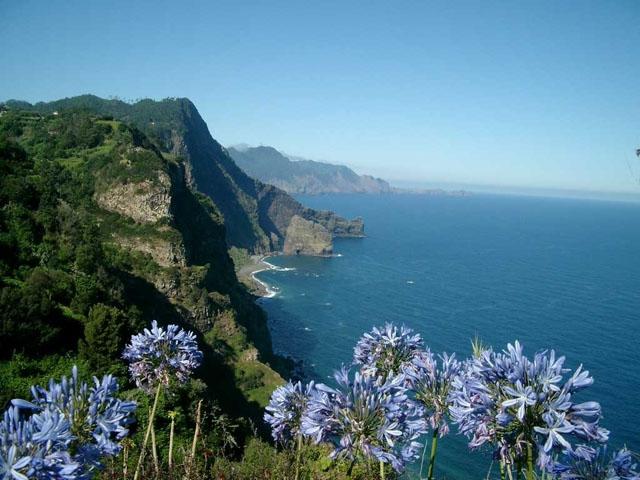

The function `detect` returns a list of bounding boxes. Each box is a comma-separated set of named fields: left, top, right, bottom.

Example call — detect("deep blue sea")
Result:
left=256, top=193, right=640, bottom=479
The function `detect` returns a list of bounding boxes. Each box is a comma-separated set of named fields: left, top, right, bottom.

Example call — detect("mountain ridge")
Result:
left=4, top=95, right=365, bottom=256
left=0, top=107, right=286, bottom=424
left=228, top=144, right=392, bottom=195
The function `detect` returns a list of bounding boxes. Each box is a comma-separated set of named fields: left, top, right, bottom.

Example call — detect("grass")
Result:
left=0, top=354, right=89, bottom=407
left=228, top=247, right=253, bottom=272
left=96, top=119, right=121, bottom=131
left=234, top=359, right=283, bottom=406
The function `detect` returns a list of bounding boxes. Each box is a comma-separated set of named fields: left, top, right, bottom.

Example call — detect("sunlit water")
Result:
left=256, top=193, right=640, bottom=479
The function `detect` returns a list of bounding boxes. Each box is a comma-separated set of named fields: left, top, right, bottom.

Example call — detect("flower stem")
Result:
left=499, top=461, right=506, bottom=480
left=186, top=399, right=203, bottom=476
left=419, top=438, right=429, bottom=479
left=133, top=383, right=162, bottom=480
left=168, top=414, right=175, bottom=470
left=191, top=400, right=203, bottom=458
left=151, top=421, right=159, bottom=474
left=506, top=462, right=514, bottom=480
left=427, top=427, right=439, bottom=480
left=347, top=458, right=356, bottom=476
left=123, top=440, right=129, bottom=480
left=380, top=460, right=385, bottom=480
left=295, top=434, right=303, bottom=480
left=526, top=443, right=534, bottom=480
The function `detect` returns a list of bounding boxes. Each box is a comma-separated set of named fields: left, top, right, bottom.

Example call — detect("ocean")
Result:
left=255, top=193, right=640, bottom=479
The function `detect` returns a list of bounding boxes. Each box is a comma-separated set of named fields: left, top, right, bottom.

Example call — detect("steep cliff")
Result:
left=229, top=145, right=392, bottom=195
left=6, top=96, right=365, bottom=255
left=283, top=216, right=332, bottom=256
left=0, top=110, right=283, bottom=417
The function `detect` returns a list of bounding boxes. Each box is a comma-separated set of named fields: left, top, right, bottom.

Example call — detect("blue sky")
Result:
left=1, top=1, right=639, bottom=192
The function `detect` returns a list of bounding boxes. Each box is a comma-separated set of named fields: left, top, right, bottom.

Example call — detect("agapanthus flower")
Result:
left=550, top=445, right=639, bottom=480
left=404, top=350, right=461, bottom=437
left=353, top=323, right=424, bottom=382
left=27, top=366, right=137, bottom=460
left=1, top=366, right=136, bottom=479
left=0, top=405, right=79, bottom=480
left=448, top=341, right=609, bottom=469
left=264, top=381, right=315, bottom=443
left=301, top=366, right=428, bottom=473
left=122, top=320, right=203, bottom=392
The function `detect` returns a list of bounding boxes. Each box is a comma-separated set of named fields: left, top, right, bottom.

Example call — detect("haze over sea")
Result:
left=256, top=193, right=640, bottom=479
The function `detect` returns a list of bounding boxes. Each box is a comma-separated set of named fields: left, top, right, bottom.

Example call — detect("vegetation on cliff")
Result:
left=0, top=108, right=288, bottom=465
left=6, top=96, right=365, bottom=255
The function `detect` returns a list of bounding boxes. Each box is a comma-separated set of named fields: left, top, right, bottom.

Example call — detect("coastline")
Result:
left=237, top=254, right=281, bottom=298
left=237, top=252, right=340, bottom=298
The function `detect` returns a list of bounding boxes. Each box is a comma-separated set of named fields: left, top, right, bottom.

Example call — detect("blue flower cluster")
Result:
left=353, top=323, right=424, bottom=382
left=0, top=366, right=135, bottom=480
left=265, top=325, right=635, bottom=477
left=0, top=405, right=78, bottom=479
left=551, top=446, right=639, bottom=479
left=264, top=381, right=315, bottom=443
left=404, top=350, right=461, bottom=437
left=122, top=320, right=203, bottom=392
left=263, top=323, right=439, bottom=473
left=448, top=341, right=609, bottom=468
left=302, top=367, right=427, bottom=473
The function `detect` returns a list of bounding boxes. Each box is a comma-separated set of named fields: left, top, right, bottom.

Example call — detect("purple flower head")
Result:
left=122, top=320, right=203, bottom=392
left=353, top=323, right=424, bottom=383
left=301, top=366, right=428, bottom=473
left=550, top=446, right=640, bottom=480
left=448, top=341, right=608, bottom=468
left=264, top=381, right=315, bottom=443
left=2, top=393, right=77, bottom=477
left=1, top=366, right=136, bottom=479
left=404, top=350, right=461, bottom=437
left=0, top=405, right=79, bottom=480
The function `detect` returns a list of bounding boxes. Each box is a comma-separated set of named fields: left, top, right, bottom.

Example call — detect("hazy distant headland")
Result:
left=228, top=144, right=392, bottom=194
left=228, top=144, right=473, bottom=198
left=393, top=179, right=640, bottom=204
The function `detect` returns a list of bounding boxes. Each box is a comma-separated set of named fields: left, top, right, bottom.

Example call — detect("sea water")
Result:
left=256, top=193, right=640, bottom=479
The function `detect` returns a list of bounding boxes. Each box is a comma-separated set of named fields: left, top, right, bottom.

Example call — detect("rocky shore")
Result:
left=237, top=255, right=278, bottom=297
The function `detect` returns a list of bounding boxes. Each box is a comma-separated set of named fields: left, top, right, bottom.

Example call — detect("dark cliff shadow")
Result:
left=117, top=271, right=267, bottom=428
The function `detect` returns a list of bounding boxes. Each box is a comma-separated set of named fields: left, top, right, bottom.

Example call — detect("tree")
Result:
left=78, top=303, right=126, bottom=373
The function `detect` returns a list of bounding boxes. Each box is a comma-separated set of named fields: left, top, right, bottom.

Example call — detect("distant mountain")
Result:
left=228, top=145, right=392, bottom=195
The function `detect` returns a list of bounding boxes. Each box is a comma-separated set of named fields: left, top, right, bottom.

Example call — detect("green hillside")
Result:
left=0, top=108, right=286, bottom=433
left=6, top=96, right=365, bottom=254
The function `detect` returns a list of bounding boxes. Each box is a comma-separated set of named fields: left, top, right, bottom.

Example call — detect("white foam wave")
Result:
left=262, top=259, right=296, bottom=272
left=251, top=271, right=278, bottom=298
left=251, top=257, right=297, bottom=298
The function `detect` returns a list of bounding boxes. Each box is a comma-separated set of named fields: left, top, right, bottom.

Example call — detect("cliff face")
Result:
left=256, top=184, right=364, bottom=251
left=228, top=145, right=392, bottom=195
left=7, top=96, right=365, bottom=256
left=143, top=101, right=365, bottom=255
left=0, top=109, right=284, bottom=415
left=94, top=172, right=173, bottom=225
left=283, top=216, right=332, bottom=256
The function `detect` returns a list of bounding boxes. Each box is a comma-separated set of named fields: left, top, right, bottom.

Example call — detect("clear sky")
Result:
left=1, top=1, right=639, bottom=192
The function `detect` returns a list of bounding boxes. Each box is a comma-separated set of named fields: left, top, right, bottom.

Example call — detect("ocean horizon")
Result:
left=256, top=192, right=640, bottom=479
